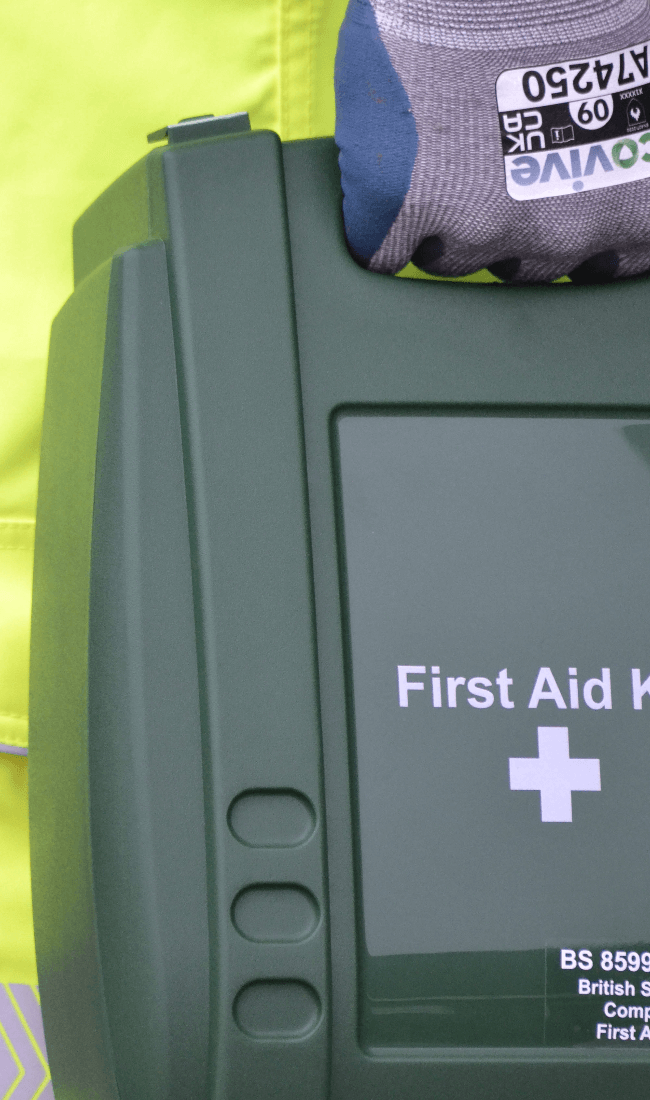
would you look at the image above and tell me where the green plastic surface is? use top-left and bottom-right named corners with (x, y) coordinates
top-left (338, 413), bottom-right (650, 1048)
top-left (30, 130), bottom-right (650, 1100)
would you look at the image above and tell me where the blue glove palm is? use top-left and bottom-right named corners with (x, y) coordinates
top-left (335, 0), bottom-right (418, 265)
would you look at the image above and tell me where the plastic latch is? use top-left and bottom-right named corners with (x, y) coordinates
top-left (147, 112), bottom-right (251, 145)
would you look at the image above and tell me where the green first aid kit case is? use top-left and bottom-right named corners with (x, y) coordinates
top-left (29, 119), bottom-right (650, 1100)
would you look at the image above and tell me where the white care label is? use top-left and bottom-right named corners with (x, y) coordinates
top-left (496, 40), bottom-right (650, 199)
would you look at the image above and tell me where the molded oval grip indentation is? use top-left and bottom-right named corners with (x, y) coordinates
top-left (232, 885), bottom-right (319, 943)
top-left (228, 789), bottom-right (315, 847)
top-left (233, 980), bottom-right (321, 1039)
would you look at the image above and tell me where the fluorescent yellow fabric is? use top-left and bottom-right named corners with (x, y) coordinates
top-left (2, 0), bottom-right (348, 370)
top-left (0, 353), bottom-right (44, 983)
top-left (0, 759), bottom-right (36, 984)
top-left (0, 358), bottom-right (45, 757)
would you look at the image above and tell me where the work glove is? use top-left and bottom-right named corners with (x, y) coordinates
top-left (335, 0), bottom-right (650, 282)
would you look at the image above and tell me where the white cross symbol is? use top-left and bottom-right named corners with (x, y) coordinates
top-left (509, 727), bottom-right (601, 822)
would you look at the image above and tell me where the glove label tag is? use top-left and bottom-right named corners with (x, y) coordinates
top-left (496, 40), bottom-right (650, 200)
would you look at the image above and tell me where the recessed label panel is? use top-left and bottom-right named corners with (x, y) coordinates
top-left (337, 414), bottom-right (650, 1048)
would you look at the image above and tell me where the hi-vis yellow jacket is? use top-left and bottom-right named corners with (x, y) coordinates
top-left (1, 1), bottom-right (347, 1090)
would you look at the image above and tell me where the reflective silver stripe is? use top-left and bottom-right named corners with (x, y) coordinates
top-left (0, 746), bottom-right (27, 756)
top-left (0, 985), bottom-right (52, 1098)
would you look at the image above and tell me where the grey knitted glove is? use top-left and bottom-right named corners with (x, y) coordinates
top-left (335, 0), bottom-right (650, 282)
